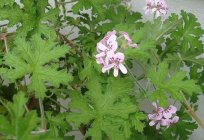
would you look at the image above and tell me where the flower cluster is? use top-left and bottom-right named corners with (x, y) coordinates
top-left (148, 102), bottom-right (179, 130)
top-left (144, 0), bottom-right (168, 17)
top-left (96, 31), bottom-right (137, 77)
top-left (122, 0), bottom-right (132, 7)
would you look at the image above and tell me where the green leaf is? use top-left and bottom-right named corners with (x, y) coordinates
top-left (132, 13), bottom-right (182, 44)
top-left (150, 90), bottom-right (168, 107)
top-left (148, 62), bottom-right (201, 106)
top-left (72, 0), bottom-right (121, 19)
top-left (171, 10), bottom-right (204, 52)
top-left (124, 40), bottom-right (156, 60)
top-left (131, 112), bottom-right (146, 133)
top-left (0, 0), bottom-right (59, 38)
top-left (166, 52), bottom-right (204, 68)
top-left (165, 71), bottom-right (201, 97)
top-left (0, 92), bottom-right (38, 140)
top-left (6, 91), bottom-right (27, 118)
top-left (79, 56), bottom-right (101, 81)
top-left (0, 0), bottom-right (14, 7)
top-left (46, 112), bottom-right (71, 137)
top-left (0, 35), bottom-right (72, 98)
top-left (72, 0), bottom-right (92, 14)
top-left (68, 78), bottom-right (139, 140)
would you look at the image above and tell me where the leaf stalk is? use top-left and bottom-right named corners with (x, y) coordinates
top-left (39, 98), bottom-right (46, 130)
top-left (181, 93), bottom-right (204, 129)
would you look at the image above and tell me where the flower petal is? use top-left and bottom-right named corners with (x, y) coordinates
top-left (148, 113), bottom-right (156, 120)
top-left (155, 112), bottom-right (163, 120)
top-left (114, 52), bottom-right (125, 62)
top-left (113, 68), bottom-right (119, 77)
top-left (160, 119), bottom-right (170, 126)
top-left (102, 64), bottom-right (114, 73)
top-left (156, 122), bottom-right (160, 130)
top-left (97, 43), bottom-right (107, 52)
top-left (96, 57), bottom-right (104, 64)
top-left (168, 105), bottom-right (177, 114)
top-left (110, 41), bottom-right (118, 52)
top-left (107, 34), bottom-right (117, 45)
top-left (163, 110), bottom-right (172, 119)
top-left (171, 116), bottom-right (179, 124)
top-left (96, 52), bottom-right (106, 58)
top-left (155, 11), bottom-right (160, 18)
top-left (157, 107), bottom-right (164, 113)
top-left (120, 32), bottom-right (132, 44)
top-left (152, 102), bottom-right (158, 109)
top-left (129, 43), bottom-right (138, 48)
top-left (149, 120), bottom-right (156, 126)
top-left (119, 64), bottom-right (127, 74)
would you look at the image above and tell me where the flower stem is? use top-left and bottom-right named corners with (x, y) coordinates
top-left (39, 98), bottom-right (46, 130)
top-left (181, 93), bottom-right (204, 129)
top-left (125, 63), bottom-right (148, 98)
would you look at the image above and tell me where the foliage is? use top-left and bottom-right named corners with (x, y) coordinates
top-left (0, 92), bottom-right (37, 140)
top-left (68, 78), bottom-right (145, 139)
top-left (0, 0), bottom-right (59, 38)
top-left (0, 34), bottom-right (72, 98)
top-left (148, 62), bottom-right (201, 106)
top-left (0, 0), bottom-right (203, 140)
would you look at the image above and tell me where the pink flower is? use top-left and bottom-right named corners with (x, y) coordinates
top-left (149, 119), bottom-right (161, 130)
top-left (102, 52), bottom-right (127, 77)
top-left (148, 102), bottom-right (164, 129)
top-left (99, 30), bottom-right (117, 45)
top-left (153, 0), bottom-right (168, 17)
top-left (120, 32), bottom-right (133, 44)
top-left (120, 31), bottom-right (138, 48)
top-left (163, 105), bottom-right (177, 119)
top-left (96, 57), bottom-right (106, 66)
top-left (161, 116), bottom-right (179, 128)
top-left (122, 0), bottom-right (131, 7)
top-left (171, 116), bottom-right (179, 124)
top-left (96, 34), bottom-right (118, 58)
top-left (95, 30), bottom-right (138, 77)
top-left (144, 0), bottom-right (168, 17)
top-left (144, 0), bottom-right (154, 15)
top-left (148, 102), bottom-right (179, 130)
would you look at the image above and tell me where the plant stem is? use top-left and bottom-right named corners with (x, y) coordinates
top-left (125, 63), bottom-right (148, 98)
top-left (58, 32), bottom-right (82, 47)
top-left (39, 98), bottom-right (46, 130)
top-left (24, 104), bottom-right (29, 112)
top-left (151, 49), bottom-right (160, 64)
top-left (0, 23), bottom-right (7, 28)
top-left (47, 97), bottom-right (70, 112)
top-left (181, 93), bottom-right (204, 129)
top-left (1, 34), bottom-right (19, 90)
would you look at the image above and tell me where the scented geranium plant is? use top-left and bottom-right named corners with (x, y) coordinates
top-left (0, 0), bottom-right (203, 139)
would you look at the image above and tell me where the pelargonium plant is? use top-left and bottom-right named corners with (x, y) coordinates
top-left (0, 0), bottom-right (203, 140)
